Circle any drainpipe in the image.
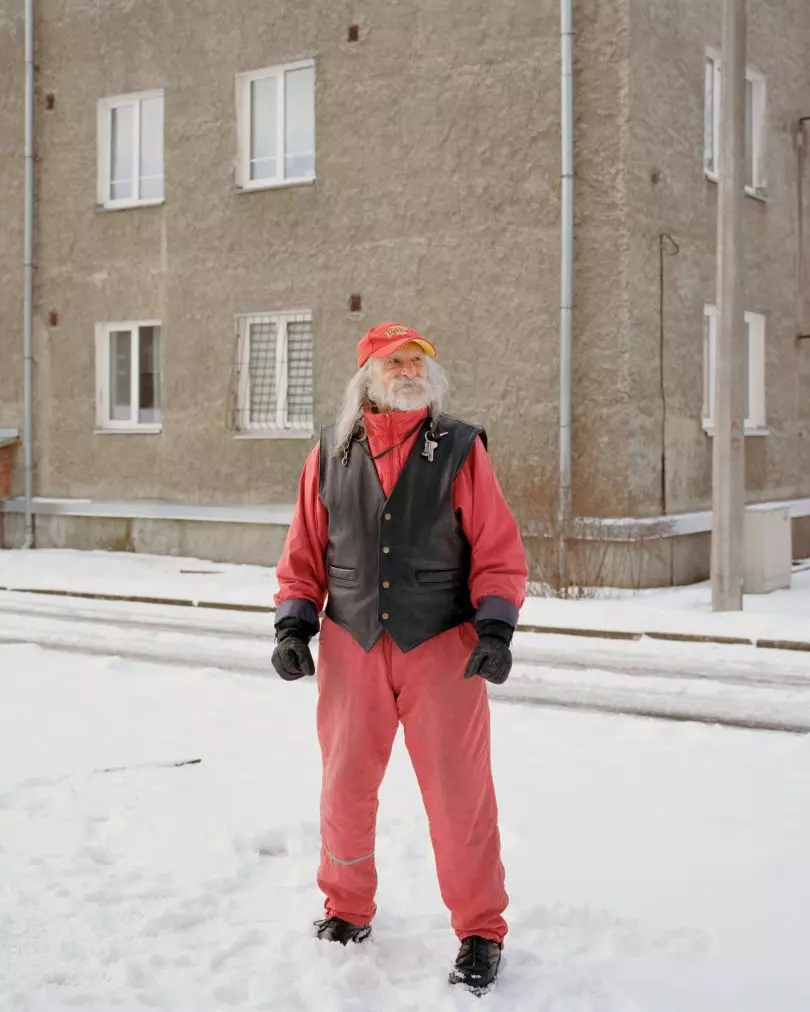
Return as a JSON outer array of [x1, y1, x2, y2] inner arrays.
[[558, 0, 574, 587], [23, 0, 35, 548], [798, 117, 810, 342]]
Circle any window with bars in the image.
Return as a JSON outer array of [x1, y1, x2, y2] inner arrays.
[[704, 50, 766, 194], [234, 313, 314, 434], [97, 91, 164, 208], [95, 322, 162, 432], [702, 305, 766, 432], [236, 61, 315, 190]]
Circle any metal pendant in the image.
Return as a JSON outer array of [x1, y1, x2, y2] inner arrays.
[[422, 434, 438, 462]]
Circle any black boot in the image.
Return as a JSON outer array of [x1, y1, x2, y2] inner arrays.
[[448, 935, 502, 994], [314, 916, 372, 945]]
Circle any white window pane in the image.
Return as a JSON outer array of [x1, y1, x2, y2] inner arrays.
[[139, 96, 164, 200], [704, 59, 715, 174], [703, 314, 713, 423], [250, 77, 278, 181], [110, 330, 132, 421], [249, 320, 278, 424], [745, 78, 754, 188], [110, 105, 134, 200], [284, 67, 315, 179], [285, 320, 314, 428], [138, 325, 161, 423]]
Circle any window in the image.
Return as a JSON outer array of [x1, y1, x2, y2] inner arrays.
[[704, 51, 766, 194], [702, 305, 766, 432], [234, 313, 313, 435], [236, 62, 315, 189], [97, 91, 164, 208], [95, 322, 162, 432]]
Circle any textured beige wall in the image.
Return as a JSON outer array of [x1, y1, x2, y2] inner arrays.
[[794, 517, 810, 561], [624, 0, 810, 516], [5, 0, 566, 527], [0, 8, 24, 434], [0, 0, 641, 531], [1, 0, 807, 548]]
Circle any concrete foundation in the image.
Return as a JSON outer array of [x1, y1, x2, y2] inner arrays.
[[3, 511, 807, 590], [0, 513, 289, 567]]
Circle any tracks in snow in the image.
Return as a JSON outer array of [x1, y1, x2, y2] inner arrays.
[[1, 592, 809, 734]]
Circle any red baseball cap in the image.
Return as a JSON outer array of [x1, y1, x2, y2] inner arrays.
[[356, 322, 437, 368]]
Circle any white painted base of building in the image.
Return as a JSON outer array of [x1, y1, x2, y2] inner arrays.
[[0, 499, 292, 568]]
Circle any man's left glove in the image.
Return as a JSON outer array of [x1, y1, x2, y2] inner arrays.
[[463, 619, 514, 685], [272, 618, 317, 681]]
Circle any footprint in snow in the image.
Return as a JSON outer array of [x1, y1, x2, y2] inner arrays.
[[210, 928, 266, 972]]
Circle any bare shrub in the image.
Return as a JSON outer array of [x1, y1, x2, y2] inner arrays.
[[524, 499, 675, 599]]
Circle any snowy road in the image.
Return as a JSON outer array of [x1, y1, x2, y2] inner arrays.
[[2, 591, 810, 732], [1, 642, 809, 1011]]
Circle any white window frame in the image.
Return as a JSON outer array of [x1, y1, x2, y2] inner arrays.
[[235, 311, 314, 438], [235, 60, 316, 191], [95, 321, 163, 434], [97, 89, 165, 210], [704, 49, 767, 197], [702, 305, 767, 434]]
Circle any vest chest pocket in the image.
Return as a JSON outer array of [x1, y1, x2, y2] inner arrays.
[[415, 568, 464, 586], [328, 565, 359, 585]]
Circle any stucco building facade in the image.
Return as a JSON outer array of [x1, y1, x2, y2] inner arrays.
[[1, 0, 808, 584]]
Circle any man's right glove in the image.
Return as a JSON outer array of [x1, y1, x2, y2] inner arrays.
[[272, 618, 317, 681], [463, 619, 514, 685]]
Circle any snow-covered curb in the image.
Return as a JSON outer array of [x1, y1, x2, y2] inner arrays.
[[1, 549, 809, 651]]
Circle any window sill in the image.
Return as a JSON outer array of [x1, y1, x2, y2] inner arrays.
[[702, 425, 769, 437], [233, 430, 314, 440], [95, 425, 163, 435], [704, 173, 768, 202], [96, 198, 165, 213], [235, 176, 316, 194]]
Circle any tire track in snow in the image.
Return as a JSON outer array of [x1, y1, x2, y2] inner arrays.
[[1, 597, 810, 734]]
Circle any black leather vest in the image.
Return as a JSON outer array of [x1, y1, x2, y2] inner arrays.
[[319, 414, 485, 652]]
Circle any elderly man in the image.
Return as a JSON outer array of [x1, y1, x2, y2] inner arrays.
[[272, 322, 527, 994]]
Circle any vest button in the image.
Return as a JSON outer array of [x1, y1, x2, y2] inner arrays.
[[382, 546, 390, 554], [382, 612, 390, 620], [384, 513, 392, 520], [382, 580, 390, 589]]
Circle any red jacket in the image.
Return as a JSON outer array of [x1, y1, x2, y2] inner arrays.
[[275, 407, 527, 627]]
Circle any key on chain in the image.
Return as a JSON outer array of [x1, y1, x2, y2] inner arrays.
[[422, 431, 448, 463]]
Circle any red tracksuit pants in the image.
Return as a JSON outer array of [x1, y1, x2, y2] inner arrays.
[[316, 616, 508, 943]]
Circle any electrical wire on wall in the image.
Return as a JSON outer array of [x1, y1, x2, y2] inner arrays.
[[658, 232, 680, 516]]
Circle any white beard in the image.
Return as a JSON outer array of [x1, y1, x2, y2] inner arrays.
[[367, 372, 432, 412]]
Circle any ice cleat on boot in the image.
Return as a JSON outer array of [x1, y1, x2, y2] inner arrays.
[[314, 916, 372, 945], [448, 935, 502, 995]]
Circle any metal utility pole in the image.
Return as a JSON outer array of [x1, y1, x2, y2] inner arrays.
[[711, 0, 747, 611], [558, 0, 574, 591]]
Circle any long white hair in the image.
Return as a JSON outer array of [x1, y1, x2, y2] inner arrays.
[[333, 357, 448, 458]]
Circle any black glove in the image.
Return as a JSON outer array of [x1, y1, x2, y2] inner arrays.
[[272, 617, 317, 681], [464, 619, 514, 685]]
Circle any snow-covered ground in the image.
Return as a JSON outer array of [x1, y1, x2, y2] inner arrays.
[[2, 549, 810, 647], [1, 550, 810, 643], [520, 563, 810, 646], [3, 548, 810, 733], [0, 550, 280, 608], [2, 644, 809, 1011], [2, 588, 810, 731]]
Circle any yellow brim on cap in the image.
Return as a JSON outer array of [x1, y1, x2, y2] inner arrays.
[[371, 337, 437, 360]]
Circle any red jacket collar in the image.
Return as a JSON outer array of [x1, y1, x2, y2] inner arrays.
[[363, 405, 428, 440]]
